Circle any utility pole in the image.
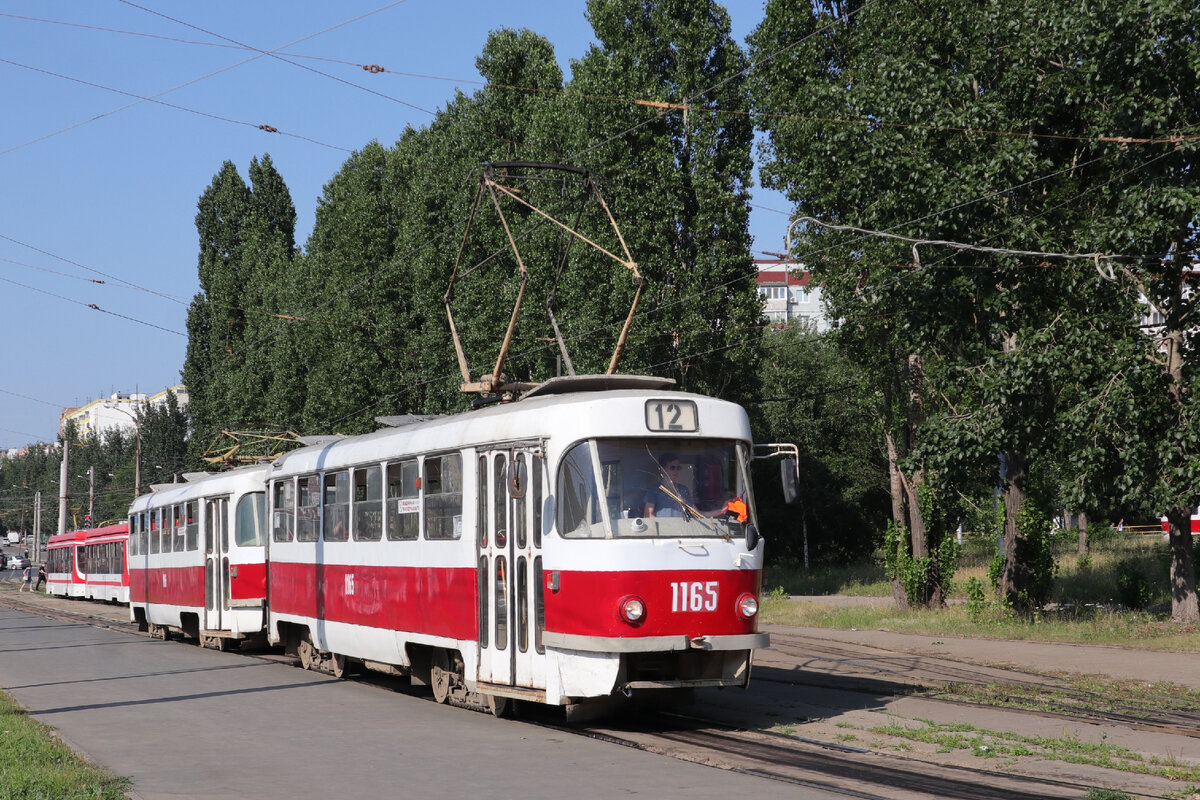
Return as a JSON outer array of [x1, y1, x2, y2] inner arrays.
[[33, 491, 41, 562], [58, 438, 69, 538], [88, 466, 95, 527]]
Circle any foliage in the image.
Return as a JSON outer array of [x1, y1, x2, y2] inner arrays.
[[965, 577, 988, 622], [0, 691, 129, 799], [1115, 559, 1156, 611], [748, 0, 1199, 619], [751, 326, 889, 564]]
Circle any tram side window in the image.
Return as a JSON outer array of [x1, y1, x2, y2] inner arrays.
[[323, 471, 350, 542], [138, 512, 148, 556], [386, 460, 419, 541], [128, 516, 138, 557], [296, 476, 320, 542], [235, 492, 267, 546], [149, 510, 160, 554], [185, 501, 199, 551], [558, 443, 604, 538], [353, 465, 382, 541], [173, 504, 186, 552], [273, 480, 295, 542], [424, 453, 462, 540]]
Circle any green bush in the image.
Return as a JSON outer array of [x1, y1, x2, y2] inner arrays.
[[1115, 559, 1155, 610]]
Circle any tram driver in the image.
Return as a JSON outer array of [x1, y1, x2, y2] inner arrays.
[[642, 452, 692, 518]]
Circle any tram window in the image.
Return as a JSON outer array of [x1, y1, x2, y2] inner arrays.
[[273, 480, 295, 543], [173, 504, 186, 552], [236, 492, 266, 547], [476, 455, 487, 549], [493, 454, 507, 548], [185, 501, 199, 551], [323, 471, 350, 542], [128, 516, 138, 557], [386, 460, 419, 541], [516, 556, 528, 653], [296, 476, 320, 542], [424, 454, 462, 540], [558, 443, 604, 537], [149, 510, 160, 554], [514, 454, 527, 549], [532, 455, 543, 548], [140, 512, 149, 556], [353, 465, 382, 541], [494, 555, 508, 650], [534, 555, 545, 653]]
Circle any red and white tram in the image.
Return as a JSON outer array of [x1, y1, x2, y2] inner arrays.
[[265, 376, 767, 711], [127, 465, 270, 648], [125, 376, 770, 712], [45, 522, 130, 603]]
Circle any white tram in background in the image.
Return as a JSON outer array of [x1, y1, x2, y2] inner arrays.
[[126, 376, 772, 713]]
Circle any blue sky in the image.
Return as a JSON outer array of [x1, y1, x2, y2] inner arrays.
[[0, 1, 790, 450]]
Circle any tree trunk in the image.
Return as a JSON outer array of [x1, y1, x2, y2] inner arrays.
[[1077, 511, 1088, 556], [1166, 508, 1199, 623], [999, 449, 1031, 607]]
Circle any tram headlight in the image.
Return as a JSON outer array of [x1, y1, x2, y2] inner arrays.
[[619, 595, 646, 625], [736, 593, 759, 619]]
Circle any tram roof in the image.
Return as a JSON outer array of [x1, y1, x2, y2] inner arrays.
[[269, 379, 749, 476]]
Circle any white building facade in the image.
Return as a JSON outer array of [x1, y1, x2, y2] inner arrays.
[[755, 260, 828, 332], [59, 386, 188, 438]]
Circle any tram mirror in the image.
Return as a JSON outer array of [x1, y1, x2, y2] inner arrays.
[[745, 523, 760, 551], [780, 458, 799, 505], [509, 459, 528, 499]]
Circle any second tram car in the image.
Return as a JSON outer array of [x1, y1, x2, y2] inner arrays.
[[127, 465, 270, 648], [125, 377, 770, 712]]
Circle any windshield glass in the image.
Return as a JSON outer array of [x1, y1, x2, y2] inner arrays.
[[557, 438, 754, 538]]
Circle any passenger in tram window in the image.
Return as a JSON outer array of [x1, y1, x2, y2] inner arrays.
[[642, 453, 692, 518]]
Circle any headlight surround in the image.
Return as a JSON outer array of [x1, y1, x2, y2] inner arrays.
[[736, 592, 759, 619]]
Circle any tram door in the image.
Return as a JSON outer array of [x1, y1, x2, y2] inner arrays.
[[204, 496, 230, 632], [477, 448, 545, 690]]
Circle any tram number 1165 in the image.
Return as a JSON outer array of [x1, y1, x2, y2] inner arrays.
[[671, 581, 718, 612]]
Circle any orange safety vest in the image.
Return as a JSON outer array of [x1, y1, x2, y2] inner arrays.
[[724, 497, 748, 523]]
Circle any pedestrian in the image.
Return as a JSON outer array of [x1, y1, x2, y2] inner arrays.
[[20, 564, 32, 592], [35, 564, 46, 592]]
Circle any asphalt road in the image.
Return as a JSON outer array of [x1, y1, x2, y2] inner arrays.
[[0, 599, 842, 800]]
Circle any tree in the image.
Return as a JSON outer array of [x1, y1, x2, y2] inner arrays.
[[751, 324, 889, 565], [552, 0, 764, 404], [749, 0, 1198, 613], [183, 156, 298, 462]]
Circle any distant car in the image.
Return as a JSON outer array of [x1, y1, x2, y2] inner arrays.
[[6, 556, 30, 571]]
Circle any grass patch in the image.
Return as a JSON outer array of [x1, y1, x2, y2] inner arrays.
[[868, 717, 1200, 782], [0, 692, 128, 800], [927, 673, 1200, 719]]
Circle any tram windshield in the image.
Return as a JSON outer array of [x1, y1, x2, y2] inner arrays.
[[557, 438, 755, 538]]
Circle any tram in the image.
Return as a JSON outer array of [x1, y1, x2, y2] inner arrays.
[[123, 375, 772, 713], [126, 465, 270, 648], [264, 375, 767, 712], [45, 522, 130, 603]]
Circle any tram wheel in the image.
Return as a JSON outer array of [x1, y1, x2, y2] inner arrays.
[[329, 652, 347, 679], [430, 649, 451, 704], [298, 637, 318, 671]]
